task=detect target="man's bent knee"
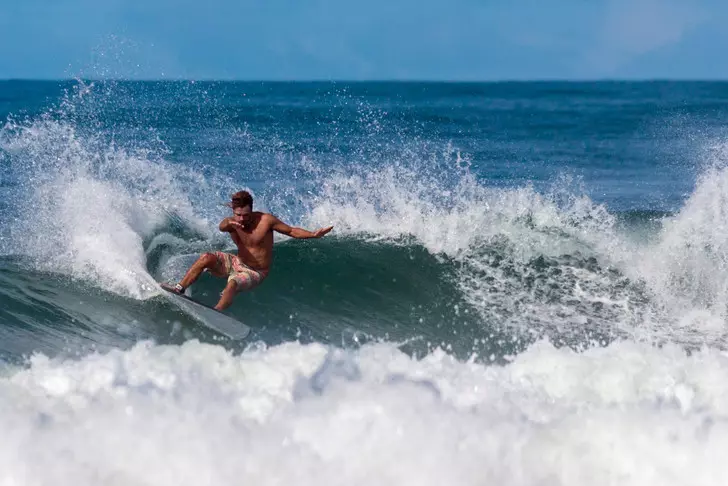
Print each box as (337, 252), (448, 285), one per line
(200, 252), (218, 267)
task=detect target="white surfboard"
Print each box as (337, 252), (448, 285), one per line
(159, 283), (251, 340)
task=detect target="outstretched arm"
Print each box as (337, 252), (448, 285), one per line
(271, 217), (333, 239)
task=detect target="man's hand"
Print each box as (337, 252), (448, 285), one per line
(313, 226), (334, 238)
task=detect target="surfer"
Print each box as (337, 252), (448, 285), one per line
(166, 190), (333, 310)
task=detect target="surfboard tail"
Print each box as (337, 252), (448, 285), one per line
(159, 283), (251, 339)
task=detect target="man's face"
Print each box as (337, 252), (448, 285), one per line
(233, 206), (252, 225)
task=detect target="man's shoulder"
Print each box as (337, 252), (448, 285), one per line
(256, 212), (279, 221)
(256, 212), (278, 228)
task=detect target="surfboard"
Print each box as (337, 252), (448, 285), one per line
(159, 283), (251, 340)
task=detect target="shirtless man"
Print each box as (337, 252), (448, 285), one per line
(167, 190), (333, 310)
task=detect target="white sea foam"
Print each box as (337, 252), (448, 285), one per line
(305, 166), (620, 259)
(634, 144), (728, 339)
(1, 339), (727, 485)
(303, 163), (647, 341)
(303, 154), (728, 346)
(0, 119), (234, 299)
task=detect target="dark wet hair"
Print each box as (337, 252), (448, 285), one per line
(230, 190), (253, 209)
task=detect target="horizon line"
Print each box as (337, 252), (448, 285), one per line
(1, 77), (728, 84)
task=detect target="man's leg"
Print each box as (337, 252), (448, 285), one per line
(215, 280), (238, 310)
(176, 253), (220, 291)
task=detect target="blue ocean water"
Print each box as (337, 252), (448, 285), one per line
(2, 80), (728, 484)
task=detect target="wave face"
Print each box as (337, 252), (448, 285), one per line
(2, 80), (728, 484)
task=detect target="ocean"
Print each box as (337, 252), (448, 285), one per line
(1, 80), (728, 484)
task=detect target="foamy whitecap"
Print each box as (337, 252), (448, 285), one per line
(1, 118), (231, 299)
(635, 148), (728, 336)
(302, 162), (650, 342)
(1, 339), (727, 485)
(301, 151), (728, 346)
(305, 165), (622, 259)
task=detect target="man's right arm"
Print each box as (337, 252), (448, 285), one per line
(219, 218), (233, 232)
(220, 217), (244, 233)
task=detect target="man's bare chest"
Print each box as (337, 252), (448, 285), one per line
(231, 228), (267, 247)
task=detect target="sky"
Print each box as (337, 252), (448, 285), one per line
(0, 0), (726, 80)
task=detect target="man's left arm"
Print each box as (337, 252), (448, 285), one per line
(270, 216), (333, 239)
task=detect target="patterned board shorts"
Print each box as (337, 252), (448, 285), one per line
(208, 251), (268, 292)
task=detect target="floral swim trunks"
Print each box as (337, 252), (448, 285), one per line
(208, 252), (268, 292)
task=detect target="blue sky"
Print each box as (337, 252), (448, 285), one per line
(1, 0), (726, 80)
